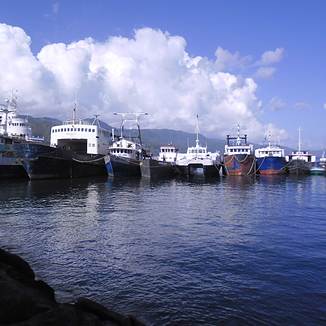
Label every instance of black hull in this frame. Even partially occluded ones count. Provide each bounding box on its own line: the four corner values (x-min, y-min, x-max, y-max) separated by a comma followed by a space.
0, 164, 28, 179
23, 156, 72, 180
71, 157, 107, 178
287, 160, 312, 175
23, 152, 106, 180
106, 155, 141, 177
140, 159, 176, 179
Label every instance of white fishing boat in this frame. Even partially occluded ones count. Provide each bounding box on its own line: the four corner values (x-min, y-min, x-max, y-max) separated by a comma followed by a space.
176, 116, 221, 177
0, 94, 44, 179
320, 152, 326, 168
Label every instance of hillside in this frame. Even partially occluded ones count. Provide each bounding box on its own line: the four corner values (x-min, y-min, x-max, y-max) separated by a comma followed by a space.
28, 117, 226, 153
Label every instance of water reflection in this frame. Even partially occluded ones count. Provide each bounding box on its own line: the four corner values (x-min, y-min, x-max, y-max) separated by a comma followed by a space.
0, 176, 325, 325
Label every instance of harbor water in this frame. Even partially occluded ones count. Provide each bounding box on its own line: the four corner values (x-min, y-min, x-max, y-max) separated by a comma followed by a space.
0, 176, 325, 325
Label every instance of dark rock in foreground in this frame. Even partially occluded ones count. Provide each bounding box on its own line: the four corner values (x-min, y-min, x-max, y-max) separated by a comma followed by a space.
0, 248, 144, 325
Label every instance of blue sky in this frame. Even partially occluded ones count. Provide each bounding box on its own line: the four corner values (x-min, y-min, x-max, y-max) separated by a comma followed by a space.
0, 0, 325, 148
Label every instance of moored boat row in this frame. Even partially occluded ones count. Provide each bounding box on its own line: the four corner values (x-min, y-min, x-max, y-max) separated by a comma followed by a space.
0, 96, 325, 180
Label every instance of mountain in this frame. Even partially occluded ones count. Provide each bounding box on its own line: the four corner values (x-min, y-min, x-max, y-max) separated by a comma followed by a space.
141, 129, 225, 154
27, 117, 226, 153
28, 117, 62, 142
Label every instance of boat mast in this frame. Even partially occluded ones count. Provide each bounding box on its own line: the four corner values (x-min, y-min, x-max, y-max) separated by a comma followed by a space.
72, 102, 77, 125
113, 112, 148, 144
195, 114, 200, 148
236, 123, 241, 145
298, 127, 301, 152
268, 130, 272, 147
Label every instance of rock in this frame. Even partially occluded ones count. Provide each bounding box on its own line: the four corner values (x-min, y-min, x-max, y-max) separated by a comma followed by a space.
0, 248, 35, 279
0, 264, 55, 323
17, 303, 106, 326
0, 248, 145, 325
76, 297, 127, 323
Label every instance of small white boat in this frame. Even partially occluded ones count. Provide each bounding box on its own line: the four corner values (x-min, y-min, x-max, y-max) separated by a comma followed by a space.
176, 115, 221, 177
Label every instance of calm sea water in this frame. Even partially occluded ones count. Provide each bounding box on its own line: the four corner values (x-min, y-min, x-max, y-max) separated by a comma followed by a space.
0, 176, 325, 325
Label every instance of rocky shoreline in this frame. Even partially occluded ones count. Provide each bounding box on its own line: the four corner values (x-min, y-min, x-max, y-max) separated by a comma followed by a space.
0, 248, 144, 325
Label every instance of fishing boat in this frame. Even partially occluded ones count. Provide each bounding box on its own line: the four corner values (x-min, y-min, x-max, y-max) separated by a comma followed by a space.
176, 116, 221, 177
141, 144, 178, 179
320, 152, 326, 169
223, 125, 256, 176
0, 94, 45, 179
286, 128, 316, 175
22, 105, 111, 179
255, 134, 287, 175
310, 164, 325, 175
104, 113, 146, 177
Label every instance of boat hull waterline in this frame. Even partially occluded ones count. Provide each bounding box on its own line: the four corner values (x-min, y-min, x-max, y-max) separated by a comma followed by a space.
224, 154, 256, 176
140, 158, 176, 179
105, 155, 141, 177
256, 156, 288, 175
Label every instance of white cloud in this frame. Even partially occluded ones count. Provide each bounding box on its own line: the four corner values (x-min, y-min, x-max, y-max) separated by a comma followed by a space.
294, 102, 310, 110
267, 97, 286, 111
52, 2, 60, 15
0, 23, 286, 142
255, 66, 276, 79
215, 47, 251, 71
258, 48, 284, 66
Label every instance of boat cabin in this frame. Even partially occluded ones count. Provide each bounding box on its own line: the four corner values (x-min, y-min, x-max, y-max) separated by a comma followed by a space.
51, 118, 111, 155
0, 96, 43, 141
224, 133, 253, 156
286, 151, 316, 163
159, 145, 178, 162
109, 137, 142, 160
255, 145, 284, 158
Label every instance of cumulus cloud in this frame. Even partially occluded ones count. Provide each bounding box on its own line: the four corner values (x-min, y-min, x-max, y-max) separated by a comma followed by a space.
252, 48, 284, 79
255, 66, 276, 79
0, 23, 286, 142
215, 47, 251, 71
258, 48, 284, 66
267, 97, 286, 111
52, 2, 60, 15
294, 101, 310, 110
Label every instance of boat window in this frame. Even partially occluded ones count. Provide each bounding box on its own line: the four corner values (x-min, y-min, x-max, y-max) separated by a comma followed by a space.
92, 129, 95, 132
78, 128, 80, 131
81, 128, 84, 132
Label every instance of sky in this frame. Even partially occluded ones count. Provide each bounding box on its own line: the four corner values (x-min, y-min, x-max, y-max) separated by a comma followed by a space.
0, 0, 325, 149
